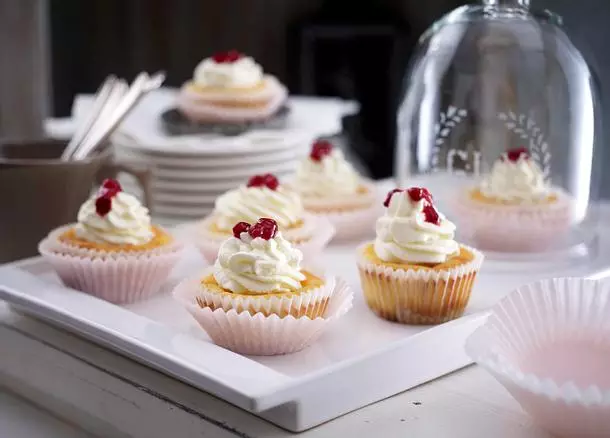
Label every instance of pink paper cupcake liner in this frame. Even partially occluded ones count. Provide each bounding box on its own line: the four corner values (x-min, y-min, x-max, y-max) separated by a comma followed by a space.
178, 76, 287, 122
315, 203, 382, 242
189, 214, 335, 264
297, 181, 381, 242
357, 243, 484, 324
173, 274, 353, 355
38, 226, 183, 304
466, 277, 610, 438
451, 189, 573, 252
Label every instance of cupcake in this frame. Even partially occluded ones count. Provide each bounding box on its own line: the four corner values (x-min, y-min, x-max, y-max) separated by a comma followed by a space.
194, 173, 334, 262
357, 187, 484, 324
291, 139, 380, 241
38, 179, 183, 303
177, 50, 287, 123
173, 218, 353, 355
452, 147, 573, 252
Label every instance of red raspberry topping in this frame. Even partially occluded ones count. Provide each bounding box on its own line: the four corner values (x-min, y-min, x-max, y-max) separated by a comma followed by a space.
232, 222, 251, 239
383, 189, 403, 207
504, 147, 529, 162
248, 218, 278, 240
406, 187, 433, 203
95, 196, 113, 217
247, 173, 279, 190
101, 178, 122, 193
212, 50, 242, 63
310, 140, 334, 162
95, 179, 122, 217
422, 204, 440, 225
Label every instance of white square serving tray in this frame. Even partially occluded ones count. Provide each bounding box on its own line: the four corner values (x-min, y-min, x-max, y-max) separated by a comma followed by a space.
2, 235, 610, 432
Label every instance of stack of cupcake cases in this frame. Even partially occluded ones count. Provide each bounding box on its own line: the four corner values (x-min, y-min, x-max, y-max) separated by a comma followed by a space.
466, 277, 610, 438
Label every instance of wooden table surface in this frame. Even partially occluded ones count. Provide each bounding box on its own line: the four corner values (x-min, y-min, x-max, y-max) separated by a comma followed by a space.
0, 303, 554, 438
0, 389, 95, 438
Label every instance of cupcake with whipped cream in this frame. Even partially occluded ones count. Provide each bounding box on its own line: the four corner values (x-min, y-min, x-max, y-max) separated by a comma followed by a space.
39, 179, 183, 303
195, 173, 334, 263
453, 147, 572, 252
291, 139, 380, 240
173, 218, 353, 355
177, 50, 287, 123
357, 186, 484, 324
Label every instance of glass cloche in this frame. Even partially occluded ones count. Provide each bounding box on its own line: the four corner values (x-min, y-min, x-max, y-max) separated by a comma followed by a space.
395, 0, 602, 264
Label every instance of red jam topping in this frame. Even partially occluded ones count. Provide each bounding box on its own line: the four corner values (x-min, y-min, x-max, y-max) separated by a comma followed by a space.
504, 147, 529, 162
310, 140, 333, 162
383, 188, 403, 207
212, 50, 242, 63
422, 204, 440, 225
95, 178, 122, 217
248, 218, 278, 240
232, 222, 251, 239
95, 197, 112, 217
406, 187, 433, 203
101, 178, 122, 194
247, 173, 279, 190
385, 186, 440, 225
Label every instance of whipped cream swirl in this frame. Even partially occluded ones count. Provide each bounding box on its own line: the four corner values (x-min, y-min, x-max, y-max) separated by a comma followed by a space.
214, 231, 306, 294
374, 191, 459, 264
194, 56, 263, 88
214, 186, 303, 232
480, 154, 550, 202
295, 149, 361, 197
75, 192, 154, 245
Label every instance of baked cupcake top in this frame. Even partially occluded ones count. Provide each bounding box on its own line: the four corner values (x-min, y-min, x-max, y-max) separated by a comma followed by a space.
213, 218, 306, 294
193, 50, 263, 89
374, 187, 459, 264
294, 140, 361, 197
213, 174, 304, 232
75, 179, 154, 246
480, 147, 550, 203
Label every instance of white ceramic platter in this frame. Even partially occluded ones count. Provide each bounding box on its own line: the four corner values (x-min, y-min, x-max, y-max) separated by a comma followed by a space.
137, 151, 301, 169
3, 228, 610, 432
149, 162, 296, 181
114, 130, 312, 157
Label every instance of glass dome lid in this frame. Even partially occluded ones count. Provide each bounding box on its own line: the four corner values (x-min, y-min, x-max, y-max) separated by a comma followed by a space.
395, 0, 602, 264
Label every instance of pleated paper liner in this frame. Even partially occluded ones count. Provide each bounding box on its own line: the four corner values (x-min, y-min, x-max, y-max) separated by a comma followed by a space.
38, 225, 183, 304
451, 189, 573, 252
357, 244, 484, 325
466, 277, 610, 438
311, 203, 380, 242
173, 274, 353, 355
188, 214, 335, 263
297, 181, 382, 242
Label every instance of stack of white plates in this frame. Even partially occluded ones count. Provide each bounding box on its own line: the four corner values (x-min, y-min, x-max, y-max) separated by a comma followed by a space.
114, 131, 312, 226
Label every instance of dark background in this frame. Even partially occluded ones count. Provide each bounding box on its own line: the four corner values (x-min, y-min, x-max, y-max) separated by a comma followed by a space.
49, 0, 609, 187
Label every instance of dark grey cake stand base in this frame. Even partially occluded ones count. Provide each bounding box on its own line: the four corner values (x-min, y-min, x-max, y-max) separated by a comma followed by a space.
160, 105, 291, 136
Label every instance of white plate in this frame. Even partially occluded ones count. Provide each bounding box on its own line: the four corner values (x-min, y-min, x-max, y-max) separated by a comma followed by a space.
151, 204, 214, 217
149, 179, 251, 194
151, 192, 221, 205
151, 164, 295, 181
115, 130, 312, 157
120, 148, 302, 169
3, 229, 610, 432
